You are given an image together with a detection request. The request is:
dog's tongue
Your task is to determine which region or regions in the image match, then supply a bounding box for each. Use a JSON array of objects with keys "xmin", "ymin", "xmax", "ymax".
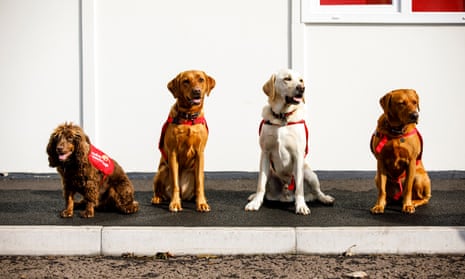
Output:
[
  {"xmin": 293, "ymin": 96, "xmax": 303, "ymax": 103},
  {"xmin": 191, "ymin": 98, "xmax": 201, "ymax": 105},
  {"xmin": 59, "ymin": 152, "xmax": 71, "ymax": 161}
]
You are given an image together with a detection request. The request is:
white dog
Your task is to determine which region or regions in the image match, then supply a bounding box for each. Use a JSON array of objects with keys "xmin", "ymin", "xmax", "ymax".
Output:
[{"xmin": 245, "ymin": 69, "xmax": 335, "ymax": 215}]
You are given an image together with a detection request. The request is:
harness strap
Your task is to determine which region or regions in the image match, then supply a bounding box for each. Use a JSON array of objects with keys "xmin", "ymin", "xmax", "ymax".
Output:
[
  {"xmin": 88, "ymin": 145, "xmax": 114, "ymax": 187},
  {"xmin": 259, "ymin": 119, "xmax": 309, "ymax": 192},
  {"xmin": 372, "ymin": 128, "xmax": 424, "ymax": 201},
  {"xmin": 158, "ymin": 115, "xmax": 208, "ymax": 161},
  {"xmin": 259, "ymin": 119, "xmax": 309, "ymax": 157}
]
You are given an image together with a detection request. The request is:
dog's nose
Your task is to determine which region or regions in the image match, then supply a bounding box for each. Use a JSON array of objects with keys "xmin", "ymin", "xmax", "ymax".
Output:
[
  {"xmin": 409, "ymin": 111, "xmax": 419, "ymax": 122},
  {"xmin": 296, "ymin": 84, "xmax": 305, "ymax": 93},
  {"xmin": 192, "ymin": 88, "xmax": 201, "ymax": 98}
]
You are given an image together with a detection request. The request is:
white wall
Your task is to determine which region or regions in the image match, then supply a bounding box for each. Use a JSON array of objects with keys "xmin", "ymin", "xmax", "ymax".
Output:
[
  {"xmin": 90, "ymin": 0, "xmax": 289, "ymax": 172},
  {"xmin": 301, "ymin": 25, "xmax": 465, "ymax": 170},
  {"xmin": 0, "ymin": 0, "xmax": 80, "ymax": 173},
  {"xmin": 1, "ymin": 0, "xmax": 464, "ymax": 173}
]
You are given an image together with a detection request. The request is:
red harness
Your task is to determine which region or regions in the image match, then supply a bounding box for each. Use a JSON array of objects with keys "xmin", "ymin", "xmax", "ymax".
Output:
[
  {"xmin": 158, "ymin": 115, "xmax": 208, "ymax": 161},
  {"xmin": 88, "ymin": 145, "xmax": 114, "ymax": 180},
  {"xmin": 371, "ymin": 128, "xmax": 423, "ymax": 201},
  {"xmin": 259, "ymin": 119, "xmax": 309, "ymax": 191}
]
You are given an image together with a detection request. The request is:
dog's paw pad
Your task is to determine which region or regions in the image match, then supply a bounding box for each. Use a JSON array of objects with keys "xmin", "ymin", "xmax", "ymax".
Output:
[
  {"xmin": 245, "ymin": 200, "xmax": 262, "ymax": 211},
  {"xmin": 196, "ymin": 203, "xmax": 211, "ymax": 212},
  {"xmin": 151, "ymin": 196, "xmax": 162, "ymax": 205},
  {"xmin": 60, "ymin": 210, "xmax": 73, "ymax": 218},
  {"xmin": 402, "ymin": 205, "xmax": 415, "ymax": 214},
  {"xmin": 370, "ymin": 205, "xmax": 385, "ymax": 214},
  {"xmin": 79, "ymin": 210, "xmax": 95, "ymax": 218},
  {"xmin": 169, "ymin": 202, "xmax": 183, "ymax": 212},
  {"xmin": 320, "ymin": 194, "xmax": 335, "ymax": 205},
  {"xmin": 296, "ymin": 205, "xmax": 311, "ymax": 215}
]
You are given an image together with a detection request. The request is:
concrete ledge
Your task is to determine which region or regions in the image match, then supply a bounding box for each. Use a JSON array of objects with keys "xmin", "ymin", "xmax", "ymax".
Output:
[
  {"xmin": 0, "ymin": 226, "xmax": 101, "ymax": 255},
  {"xmin": 296, "ymin": 227, "xmax": 465, "ymax": 254},
  {"xmin": 1, "ymin": 226, "xmax": 464, "ymax": 256},
  {"xmin": 102, "ymin": 227, "xmax": 296, "ymax": 256}
]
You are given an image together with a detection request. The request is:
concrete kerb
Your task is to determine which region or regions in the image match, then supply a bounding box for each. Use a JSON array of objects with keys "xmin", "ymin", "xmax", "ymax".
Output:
[{"xmin": 1, "ymin": 226, "xmax": 464, "ymax": 256}]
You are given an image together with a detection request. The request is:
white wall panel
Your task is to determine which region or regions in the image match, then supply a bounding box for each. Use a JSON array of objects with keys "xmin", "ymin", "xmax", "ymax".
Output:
[
  {"xmin": 303, "ymin": 25, "xmax": 465, "ymax": 170},
  {"xmin": 92, "ymin": 0, "xmax": 289, "ymax": 172},
  {"xmin": 0, "ymin": 0, "xmax": 80, "ymax": 173}
]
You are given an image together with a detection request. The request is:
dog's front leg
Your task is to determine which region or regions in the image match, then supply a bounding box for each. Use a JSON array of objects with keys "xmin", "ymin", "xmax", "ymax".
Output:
[
  {"xmin": 371, "ymin": 163, "xmax": 387, "ymax": 214},
  {"xmin": 195, "ymin": 151, "xmax": 210, "ymax": 212},
  {"xmin": 80, "ymin": 182, "xmax": 98, "ymax": 218},
  {"xmin": 294, "ymin": 157, "xmax": 310, "ymax": 215},
  {"xmin": 402, "ymin": 161, "xmax": 417, "ymax": 214},
  {"xmin": 245, "ymin": 152, "xmax": 269, "ymax": 211},
  {"xmin": 61, "ymin": 189, "xmax": 75, "ymax": 218},
  {"xmin": 168, "ymin": 151, "xmax": 182, "ymax": 212}
]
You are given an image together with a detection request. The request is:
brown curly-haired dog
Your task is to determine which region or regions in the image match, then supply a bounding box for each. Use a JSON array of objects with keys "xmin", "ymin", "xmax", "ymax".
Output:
[{"xmin": 47, "ymin": 122, "xmax": 139, "ymax": 218}]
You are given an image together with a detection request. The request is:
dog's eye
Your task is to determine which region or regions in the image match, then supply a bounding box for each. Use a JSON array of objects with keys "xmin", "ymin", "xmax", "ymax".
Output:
[
  {"xmin": 182, "ymin": 79, "xmax": 190, "ymax": 85},
  {"xmin": 284, "ymin": 77, "xmax": 292, "ymax": 82},
  {"xmin": 198, "ymin": 77, "xmax": 205, "ymax": 83}
]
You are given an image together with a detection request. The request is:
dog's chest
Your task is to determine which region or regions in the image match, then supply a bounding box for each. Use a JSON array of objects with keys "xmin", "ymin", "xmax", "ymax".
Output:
[{"xmin": 261, "ymin": 125, "xmax": 305, "ymax": 168}]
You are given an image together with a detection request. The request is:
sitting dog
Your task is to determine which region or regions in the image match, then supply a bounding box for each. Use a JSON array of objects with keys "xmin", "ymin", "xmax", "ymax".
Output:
[
  {"xmin": 245, "ymin": 69, "xmax": 334, "ymax": 215},
  {"xmin": 370, "ymin": 89, "xmax": 431, "ymax": 214},
  {"xmin": 152, "ymin": 70, "xmax": 215, "ymax": 212},
  {"xmin": 47, "ymin": 122, "xmax": 139, "ymax": 218}
]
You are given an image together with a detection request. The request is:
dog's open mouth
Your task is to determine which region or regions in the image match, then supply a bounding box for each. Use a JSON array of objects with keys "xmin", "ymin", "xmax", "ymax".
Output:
[
  {"xmin": 58, "ymin": 151, "xmax": 72, "ymax": 162},
  {"xmin": 286, "ymin": 95, "xmax": 303, "ymax": 105},
  {"xmin": 188, "ymin": 97, "xmax": 202, "ymax": 105}
]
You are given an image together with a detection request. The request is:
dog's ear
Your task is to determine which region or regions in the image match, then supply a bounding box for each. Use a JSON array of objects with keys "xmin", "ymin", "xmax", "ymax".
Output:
[
  {"xmin": 263, "ymin": 74, "xmax": 276, "ymax": 100},
  {"xmin": 379, "ymin": 92, "xmax": 392, "ymax": 112},
  {"xmin": 167, "ymin": 74, "xmax": 181, "ymax": 99},
  {"xmin": 412, "ymin": 89, "xmax": 420, "ymax": 111},
  {"xmin": 204, "ymin": 73, "xmax": 216, "ymax": 96},
  {"xmin": 73, "ymin": 127, "xmax": 90, "ymax": 167},
  {"xmin": 46, "ymin": 132, "xmax": 59, "ymax": 167}
]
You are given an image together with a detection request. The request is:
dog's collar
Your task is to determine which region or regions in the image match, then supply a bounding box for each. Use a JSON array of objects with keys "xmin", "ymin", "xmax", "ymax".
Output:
[
  {"xmin": 175, "ymin": 111, "xmax": 201, "ymax": 121},
  {"xmin": 270, "ymin": 108, "xmax": 297, "ymax": 122},
  {"xmin": 158, "ymin": 114, "xmax": 208, "ymax": 161}
]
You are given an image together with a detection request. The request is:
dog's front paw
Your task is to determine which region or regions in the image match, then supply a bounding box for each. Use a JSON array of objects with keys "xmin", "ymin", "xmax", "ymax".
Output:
[
  {"xmin": 245, "ymin": 192, "xmax": 264, "ymax": 211},
  {"xmin": 402, "ymin": 204, "xmax": 415, "ymax": 214},
  {"xmin": 196, "ymin": 202, "xmax": 211, "ymax": 212},
  {"xmin": 122, "ymin": 201, "xmax": 139, "ymax": 214},
  {"xmin": 151, "ymin": 196, "xmax": 162, "ymax": 205},
  {"xmin": 295, "ymin": 203, "xmax": 311, "ymax": 215},
  {"xmin": 80, "ymin": 210, "xmax": 95, "ymax": 218},
  {"xmin": 169, "ymin": 201, "xmax": 183, "ymax": 212},
  {"xmin": 370, "ymin": 204, "xmax": 385, "ymax": 214},
  {"xmin": 60, "ymin": 209, "xmax": 74, "ymax": 218}
]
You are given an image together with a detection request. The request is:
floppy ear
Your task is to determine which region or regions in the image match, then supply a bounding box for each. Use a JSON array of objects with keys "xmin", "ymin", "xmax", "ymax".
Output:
[
  {"xmin": 262, "ymin": 74, "xmax": 276, "ymax": 100},
  {"xmin": 73, "ymin": 128, "xmax": 90, "ymax": 168},
  {"xmin": 205, "ymin": 73, "xmax": 216, "ymax": 96},
  {"xmin": 167, "ymin": 74, "xmax": 181, "ymax": 99},
  {"xmin": 379, "ymin": 92, "xmax": 392, "ymax": 113},
  {"xmin": 46, "ymin": 132, "xmax": 59, "ymax": 167},
  {"xmin": 413, "ymin": 90, "xmax": 420, "ymax": 111}
]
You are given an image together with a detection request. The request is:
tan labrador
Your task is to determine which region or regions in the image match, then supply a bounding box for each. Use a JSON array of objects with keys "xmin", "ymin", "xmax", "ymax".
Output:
[
  {"xmin": 370, "ymin": 89, "xmax": 431, "ymax": 214},
  {"xmin": 245, "ymin": 69, "xmax": 334, "ymax": 215},
  {"xmin": 152, "ymin": 70, "xmax": 215, "ymax": 212}
]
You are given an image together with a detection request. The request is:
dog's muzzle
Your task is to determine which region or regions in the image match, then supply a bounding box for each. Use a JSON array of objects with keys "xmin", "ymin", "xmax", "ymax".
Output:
[{"xmin": 409, "ymin": 111, "xmax": 419, "ymax": 123}]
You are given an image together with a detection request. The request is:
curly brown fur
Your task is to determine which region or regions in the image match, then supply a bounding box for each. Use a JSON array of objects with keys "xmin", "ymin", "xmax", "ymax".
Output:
[{"xmin": 47, "ymin": 122, "xmax": 139, "ymax": 218}]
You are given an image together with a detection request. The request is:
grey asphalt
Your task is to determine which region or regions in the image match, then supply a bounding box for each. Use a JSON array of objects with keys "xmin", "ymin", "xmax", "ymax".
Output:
[{"xmin": 1, "ymin": 171, "xmax": 464, "ymax": 227}]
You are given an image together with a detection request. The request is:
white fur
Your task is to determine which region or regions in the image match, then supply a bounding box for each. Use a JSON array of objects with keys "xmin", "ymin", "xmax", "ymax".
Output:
[{"xmin": 245, "ymin": 69, "xmax": 334, "ymax": 215}]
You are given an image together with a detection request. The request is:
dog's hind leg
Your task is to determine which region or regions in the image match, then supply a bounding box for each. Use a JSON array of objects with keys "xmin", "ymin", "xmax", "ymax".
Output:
[
  {"xmin": 152, "ymin": 163, "xmax": 169, "ymax": 205},
  {"xmin": 303, "ymin": 163, "xmax": 335, "ymax": 205}
]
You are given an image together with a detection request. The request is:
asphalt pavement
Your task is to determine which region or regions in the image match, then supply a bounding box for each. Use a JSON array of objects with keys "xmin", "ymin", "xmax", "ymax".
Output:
[
  {"xmin": 1, "ymin": 171, "xmax": 464, "ymax": 227},
  {"xmin": 0, "ymin": 171, "xmax": 464, "ymax": 256}
]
